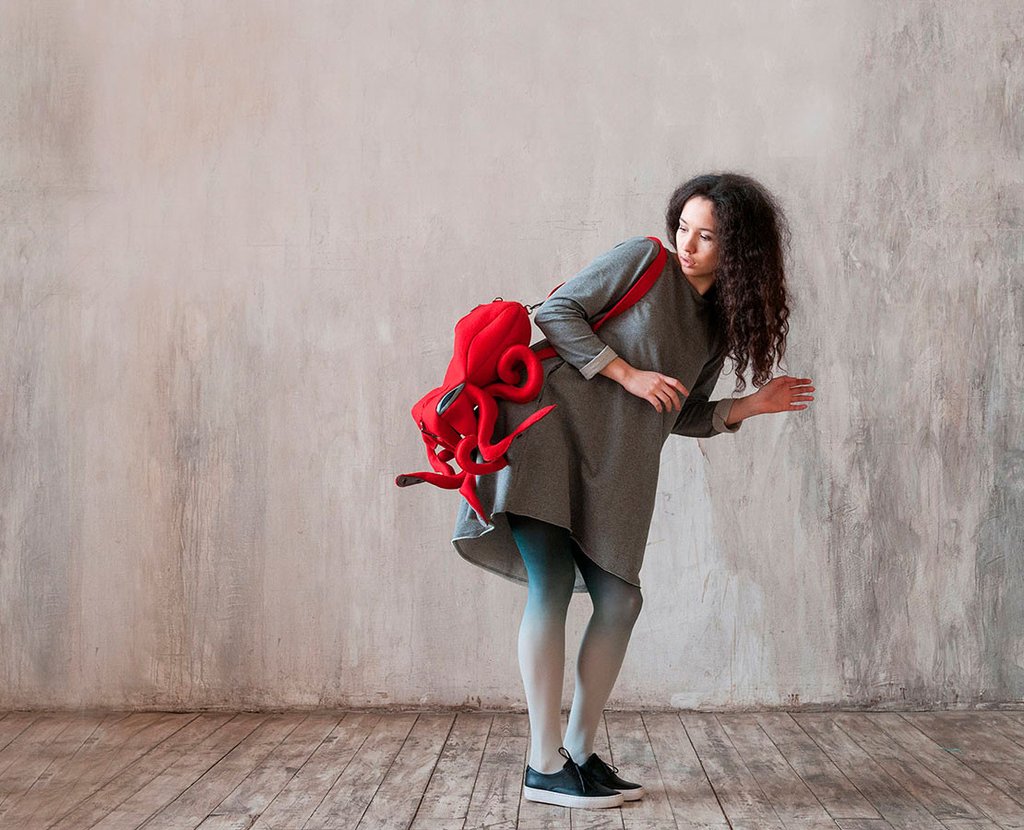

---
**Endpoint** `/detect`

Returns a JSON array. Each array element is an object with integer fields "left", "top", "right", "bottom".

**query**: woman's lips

[{"left": 681, "top": 256, "right": 695, "bottom": 266}]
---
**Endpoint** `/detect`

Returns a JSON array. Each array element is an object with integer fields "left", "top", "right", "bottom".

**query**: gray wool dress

[{"left": 450, "top": 235, "right": 743, "bottom": 593}]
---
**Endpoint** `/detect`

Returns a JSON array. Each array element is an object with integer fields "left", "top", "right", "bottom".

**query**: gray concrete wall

[{"left": 1, "top": 1, "right": 1021, "bottom": 710}]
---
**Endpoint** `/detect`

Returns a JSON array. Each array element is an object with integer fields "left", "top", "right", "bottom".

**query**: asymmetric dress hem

[{"left": 451, "top": 508, "right": 640, "bottom": 592}]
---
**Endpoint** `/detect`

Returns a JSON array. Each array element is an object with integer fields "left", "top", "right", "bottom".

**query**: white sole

[
  {"left": 619, "top": 785, "right": 646, "bottom": 800},
  {"left": 522, "top": 786, "right": 625, "bottom": 809}
]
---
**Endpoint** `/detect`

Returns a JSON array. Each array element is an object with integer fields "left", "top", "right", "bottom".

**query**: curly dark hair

[{"left": 665, "top": 172, "right": 792, "bottom": 393}]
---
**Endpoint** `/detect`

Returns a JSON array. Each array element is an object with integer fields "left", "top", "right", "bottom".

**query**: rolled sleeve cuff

[
  {"left": 712, "top": 398, "right": 741, "bottom": 433},
  {"left": 580, "top": 344, "right": 619, "bottom": 380}
]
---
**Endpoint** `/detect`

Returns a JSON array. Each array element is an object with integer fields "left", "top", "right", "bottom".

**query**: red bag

[{"left": 395, "top": 236, "right": 667, "bottom": 524}]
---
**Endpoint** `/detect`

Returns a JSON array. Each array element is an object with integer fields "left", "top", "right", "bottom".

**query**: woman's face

[{"left": 674, "top": 196, "right": 719, "bottom": 280}]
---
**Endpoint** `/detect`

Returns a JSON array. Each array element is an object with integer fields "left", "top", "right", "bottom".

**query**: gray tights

[{"left": 506, "top": 511, "right": 643, "bottom": 773}]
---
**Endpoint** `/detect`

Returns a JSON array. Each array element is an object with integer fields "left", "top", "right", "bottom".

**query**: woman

[{"left": 451, "top": 172, "right": 814, "bottom": 809}]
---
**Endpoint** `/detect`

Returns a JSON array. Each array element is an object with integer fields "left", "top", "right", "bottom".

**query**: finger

[
  {"left": 662, "top": 385, "right": 682, "bottom": 411},
  {"left": 656, "top": 389, "right": 676, "bottom": 412},
  {"left": 666, "top": 376, "right": 690, "bottom": 397}
]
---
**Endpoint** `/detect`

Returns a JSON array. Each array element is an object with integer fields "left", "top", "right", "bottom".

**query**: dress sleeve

[
  {"left": 533, "top": 236, "right": 660, "bottom": 380},
  {"left": 670, "top": 346, "right": 742, "bottom": 438}
]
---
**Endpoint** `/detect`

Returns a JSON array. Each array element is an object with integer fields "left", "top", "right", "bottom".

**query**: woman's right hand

[{"left": 618, "top": 366, "right": 690, "bottom": 413}]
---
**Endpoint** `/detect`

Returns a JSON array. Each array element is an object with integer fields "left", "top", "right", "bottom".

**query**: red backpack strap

[
  {"left": 533, "top": 236, "right": 666, "bottom": 362},
  {"left": 591, "top": 235, "right": 666, "bottom": 332}
]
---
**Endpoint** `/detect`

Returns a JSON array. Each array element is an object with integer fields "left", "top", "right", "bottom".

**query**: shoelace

[
  {"left": 558, "top": 747, "right": 588, "bottom": 791},
  {"left": 572, "top": 763, "right": 586, "bottom": 790},
  {"left": 587, "top": 753, "right": 619, "bottom": 774}
]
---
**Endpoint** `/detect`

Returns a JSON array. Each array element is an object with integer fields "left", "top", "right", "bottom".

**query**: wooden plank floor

[{"left": 0, "top": 710, "right": 1022, "bottom": 829}]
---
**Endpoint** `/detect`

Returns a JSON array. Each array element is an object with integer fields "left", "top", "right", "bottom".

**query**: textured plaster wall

[{"left": 1, "top": 1, "right": 1021, "bottom": 710}]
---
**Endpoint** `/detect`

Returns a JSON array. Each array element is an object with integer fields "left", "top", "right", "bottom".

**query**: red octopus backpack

[{"left": 395, "top": 235, "right": 667, "bottom": 524}]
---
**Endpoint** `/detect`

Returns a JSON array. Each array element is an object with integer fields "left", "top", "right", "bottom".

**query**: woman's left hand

[{"left": 752, "top": 376, "right": 815, "bottom": 414}]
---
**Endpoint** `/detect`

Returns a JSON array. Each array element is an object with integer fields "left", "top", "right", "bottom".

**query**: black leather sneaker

[
  {"left": 523, "top": 746, "right": 625, "bottom": 808},
  {"left": 578, "top": 752, "right": 646, "bottom": 800}
]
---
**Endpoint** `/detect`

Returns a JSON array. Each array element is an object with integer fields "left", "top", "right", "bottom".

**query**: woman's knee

[{"left": 594, "top": 585, "right": 643, "bottom": 629}]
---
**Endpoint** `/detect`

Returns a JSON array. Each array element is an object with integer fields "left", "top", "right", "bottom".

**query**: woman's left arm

[
  {"left": 670, "top": 350, "right": 742, "bottom": 438},
  {"left": 731, "top": 375, "right": 815, "bottom": 423},
  {"left": 670, "top": 351, "right": 815, "bottom": 437}
]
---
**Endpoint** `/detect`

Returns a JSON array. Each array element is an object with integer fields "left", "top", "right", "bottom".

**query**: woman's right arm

[
  {"left": 533, "top": 236, "right": 661, "bottom": 380},
  {"left": 600, "top": 355, "right": 690, "bottom": 414}
]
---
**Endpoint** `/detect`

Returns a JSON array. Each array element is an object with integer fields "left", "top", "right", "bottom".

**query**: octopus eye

[{"left": 436, "top": 382, "right": 466, "bottom": 415}]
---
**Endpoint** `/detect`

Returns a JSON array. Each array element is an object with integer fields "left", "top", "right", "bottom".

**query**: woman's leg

[
  {"left": 507, "top": 512, "right": 577, "bottom": 774},
  {"left": 562, "top": 541, "right": 643, "bottom": 763}
]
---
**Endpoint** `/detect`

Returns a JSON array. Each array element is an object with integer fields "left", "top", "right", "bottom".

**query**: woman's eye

[{"left": 680, "top": 225, "right": 713, "bottom": 243}]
